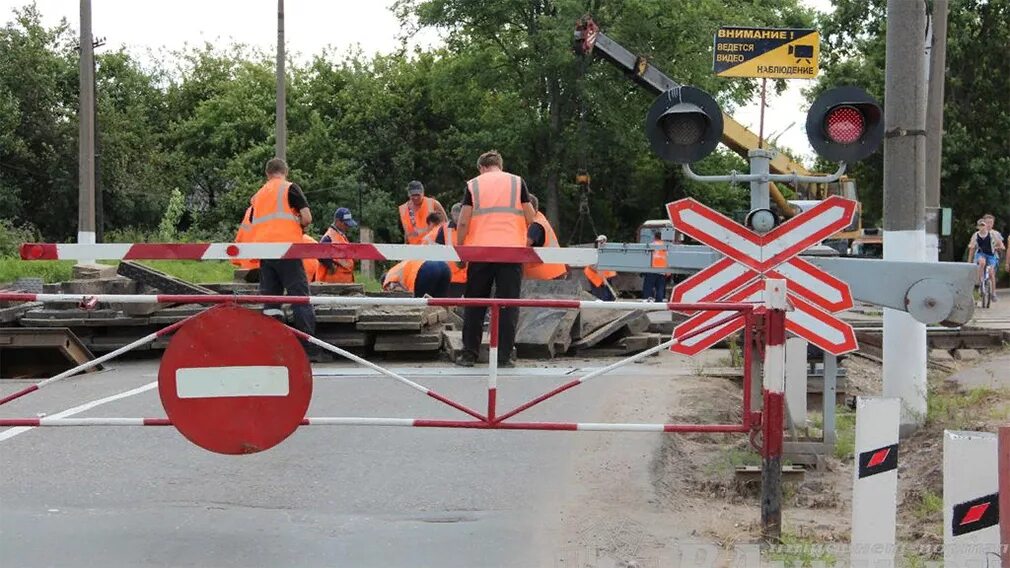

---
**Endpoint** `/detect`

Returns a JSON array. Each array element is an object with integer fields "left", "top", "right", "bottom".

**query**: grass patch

[
  {"left": 765, "top": 532, "right": 838, "bottom": 566},
  {"left": 138, "top": 260, "right": 234, "bottom": 284},
  {"left": 926, "top": 386, "right": 999, "bottom": 430},
  {"left": 0, "top": 258, "right": 78, "bottom": 283},
  {"left": 914, "top": 489, "right": 943, "bottom": 521},
  {"left": 833, "top": 407, "right": 856, "bottom": 460},
  {"left": 706, "top": 447, "right": 762, "bottom": 476}
]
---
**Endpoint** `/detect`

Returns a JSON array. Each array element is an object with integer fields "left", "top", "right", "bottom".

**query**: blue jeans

[
  {"left": 642, "top": 273, "right": 667, "bottom": 302},
  {"left": 414, "top": 261, "right": 451, "bottom": 298}
]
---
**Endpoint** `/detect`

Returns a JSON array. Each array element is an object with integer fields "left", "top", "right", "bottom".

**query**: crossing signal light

[
  {"left": 646, "top": 86, "right": 724, "bottom": 164},
  {"left": 806, "top": 86, "right": 883, "bottom": 162}
]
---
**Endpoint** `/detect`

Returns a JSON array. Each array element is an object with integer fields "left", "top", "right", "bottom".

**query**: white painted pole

[
  {"left": 785, "top": 337, "right": 808, "bottom": 430},
  {"left": 850, "top": 397, "right": 900, "bottom": 567},
  {"left": 944, "top": 430, "right": 1001, "bottom": 567}
]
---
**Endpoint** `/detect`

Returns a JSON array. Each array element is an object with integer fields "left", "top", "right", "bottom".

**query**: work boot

[
  {"left": 992, "top": 291, "right": 999, "bottom": 302},
  {"left": 455, "top": 352, "right": 476, "bottom": 367},
  {"left": 498, "top": 359, "right": 515, "bottom": 369}
]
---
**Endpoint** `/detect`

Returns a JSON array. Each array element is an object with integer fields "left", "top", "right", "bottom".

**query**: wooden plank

[
  {"left": 374, "top": 329, "right": 443, "bottom": 352},
  {"left": 116, "top": 261, "right": 215, "bottom": 295},
  {"left": 0, "top": 328, "right": 101, "bottom": 378},
  {"left": 314, "top": 331, "right": 370, "bottom": 348},
  {"left": 0, "top": 302, "right": 42, "bottom": 323}
]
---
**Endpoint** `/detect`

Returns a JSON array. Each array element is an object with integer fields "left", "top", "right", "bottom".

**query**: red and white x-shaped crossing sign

[{"left": 667, "top": 196, "right": 860, "bottom": 356}]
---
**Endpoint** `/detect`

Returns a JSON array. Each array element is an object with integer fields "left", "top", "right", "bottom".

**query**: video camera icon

[{"left": 788, "top": 44, "right": 814, "bottom": 64}]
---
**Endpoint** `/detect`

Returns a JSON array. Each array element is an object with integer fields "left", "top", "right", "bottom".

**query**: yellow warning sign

[{"left": 713, "top": 27, "right": 820, "bottom": 79}]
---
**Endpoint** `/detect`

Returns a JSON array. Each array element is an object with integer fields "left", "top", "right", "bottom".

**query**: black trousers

[
  {"left": 414, "top": 261, "right": 451, "bottom": 298},
  {"left": 462, "top": 262, "right": 522, "bottom": 362},
  {"left": 259, "top": 258, "right": 316, "bottom": 336},
  {"left": 642, "top": 273, "right": 667, "bottom": 302}
]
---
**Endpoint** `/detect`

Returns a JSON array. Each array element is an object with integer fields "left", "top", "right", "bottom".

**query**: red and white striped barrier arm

[
  {"left": 0, "top": 292, "right": 754, "bottom": 313},
  {"left": 20, "top": 242, "right": 600, "bottom": 266},
  {"left": 0, "top": 417, "right": 754, "bottom": 432}
]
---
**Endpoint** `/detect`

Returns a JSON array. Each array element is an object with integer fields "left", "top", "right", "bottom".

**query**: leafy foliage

[
  {"left": 814, "top": 0, "right": 1010, "bottom": 253},
  {"left": 2, "top": 1, "right": 811, "bottom": 246}
]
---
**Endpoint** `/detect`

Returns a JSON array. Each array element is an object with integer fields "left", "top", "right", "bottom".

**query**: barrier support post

[
  {"left": 761, "top": 279, "right": 787, "bottom": 544},
  {"left": 1000, "top": 425, "right": 1010, "bottom": 568},
  {"left": 488, "top": 305, "right": 500, "bottom": 423}
]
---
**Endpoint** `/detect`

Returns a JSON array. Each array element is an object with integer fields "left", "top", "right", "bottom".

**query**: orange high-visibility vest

[
  {"left": 584, "top": 266, "right": 617, "bottom": 287},
  {"left": 231, "top": 207, "right": 260, "bottom": 270},
  {"left": 650, "top": 239, "right": 668, "bottom": 269},
  {"left": 524, "top": 212, "right": 568, "bottom": 280},
  {"left": 383, "top": 260, "right": 424, "bottom": 292},
  {"left": 301, "top": 234, "right": 320, "bottom": 283},
  {"left": 446, "top": 226, "right": 467, "bottom": 284},
  {"left": 463, "top": 171, "right": 526, "bottom": 247},
  {"left": 421, "top": 223, "right": 445, "bottom": 245},
  {"left": 315, "top": 227, "right": 355, "bottom": 283},
  {"left": 248, "top": 178, "right": 302, "bottom": 243},
  {"left": 399, "top": 197, "right": 437, "bottom": 244}
]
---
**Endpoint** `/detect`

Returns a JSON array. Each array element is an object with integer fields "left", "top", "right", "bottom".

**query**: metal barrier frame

[{"left": 0, "top": 292, "right": 762, "bottom": 434}]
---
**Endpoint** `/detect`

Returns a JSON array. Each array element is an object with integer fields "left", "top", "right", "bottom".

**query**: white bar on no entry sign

[{"left": 176, "top": 366, "right": 289, "bottom": 398}]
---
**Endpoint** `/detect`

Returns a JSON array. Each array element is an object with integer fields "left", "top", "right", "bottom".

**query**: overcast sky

[{"left": 4, "top": 0, "right": 834, "bottom": 164}]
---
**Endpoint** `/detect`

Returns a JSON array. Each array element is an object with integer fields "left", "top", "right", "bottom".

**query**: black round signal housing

[
  {"left": 646, "top": 86, "right": 724, "bottom": 164},
  {"left": 806, "top": 86, "right": 883, "bottom": 163}
]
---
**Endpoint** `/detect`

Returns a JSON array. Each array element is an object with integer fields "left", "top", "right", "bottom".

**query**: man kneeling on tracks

[{"left": 247, "top": 158, "right": 316, "bottom": 340}]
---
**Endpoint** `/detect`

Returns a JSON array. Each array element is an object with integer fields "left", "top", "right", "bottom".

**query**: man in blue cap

[{"left": 317, "top": 207, "right": 357, "bottom": 283}]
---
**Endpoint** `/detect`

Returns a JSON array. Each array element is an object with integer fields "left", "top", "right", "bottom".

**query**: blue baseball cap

[{"left": 333, "top": 207, "right": 358, "bottom": 227}]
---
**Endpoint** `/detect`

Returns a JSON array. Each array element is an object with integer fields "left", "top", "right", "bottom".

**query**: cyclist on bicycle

[{"left": 968, "top": 217, "right": 1004, "bottom": 302}]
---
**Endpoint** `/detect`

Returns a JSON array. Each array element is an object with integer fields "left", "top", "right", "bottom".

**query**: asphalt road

[{"left": 0, "top": 357, "right": 690, "bottom": 567}]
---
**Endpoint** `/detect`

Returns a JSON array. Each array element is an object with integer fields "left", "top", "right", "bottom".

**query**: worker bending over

[
  {"left": 246, "top": 158, "right": 316, "bottom": 338},
  {"left": 316, "top": 207, "right": 357, "bottom": 283},
  {"left": 584, "top": 234, "right": 617, "bottom": 301},
  {"left": 455, "top": 150, "right": 536, "bottom": 367},
  {"left": 523, "top": 194, "right": 568, "bottom": 280},
  {"left": 382, "top": 259, "right": 451, "bottom": 298},
  {"left": 399, "top": 180, "right": 447, "bottom": 244},
  {"left": 642, "top": 230, "right": 668, "bottom": 302}
]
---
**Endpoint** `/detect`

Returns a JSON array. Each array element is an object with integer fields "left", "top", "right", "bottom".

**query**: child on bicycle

[{"left": 968, "top": 218, "right": 1004, "bottom": 302}]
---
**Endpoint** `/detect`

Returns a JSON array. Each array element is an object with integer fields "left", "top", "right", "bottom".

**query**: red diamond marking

[
  {"left": 867, "top": 448, "right": 890, "bottom": 468},
  {"left": 959, "top": 503, "right": 990, "bottom": 526}
]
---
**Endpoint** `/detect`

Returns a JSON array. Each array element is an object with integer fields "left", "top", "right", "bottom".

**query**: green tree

[{"left": 814, "top": 0, "right": 1010, "bottom": 254}]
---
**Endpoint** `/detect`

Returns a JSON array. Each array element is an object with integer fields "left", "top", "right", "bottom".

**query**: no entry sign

[{"left": 159, "top": 305, "right": 312, "bottom": 454}]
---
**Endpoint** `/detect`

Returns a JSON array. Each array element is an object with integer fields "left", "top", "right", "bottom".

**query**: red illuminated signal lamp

[{"left": 806, "top": 86, "right": 883, "bottom": 163}]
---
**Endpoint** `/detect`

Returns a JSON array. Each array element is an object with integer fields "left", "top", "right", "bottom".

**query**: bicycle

[{"left": 979, "top": 263, "right": 994, "bottom": 308}]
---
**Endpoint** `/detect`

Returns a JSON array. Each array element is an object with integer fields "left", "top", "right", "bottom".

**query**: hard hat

[{"left": 595, "top": 234, "right": 607, "bottom": 243}]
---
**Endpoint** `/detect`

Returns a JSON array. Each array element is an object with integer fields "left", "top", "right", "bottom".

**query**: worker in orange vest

[
  {"left": 247, "top": 158, "right": 315, "bottom": 337},
  {"left": 642, "top": 230, "right": 669, "bottom": 302},
  {"left": 455, "top": 150, "right": 536, "bottom": 367},
  {"left": 316, "top": 207, "right": 357, "bottom": 283},
  {"left": 523, "top": 194, "right": 568, "bottom": 280},
  {"left": 421, "top": 211, "right": 448, "bottom": 245},
  {"left": 421, "top": 207, "right": 468, "bottom": 295},
  {"left": 584, "top": 234, "right": 617, "bottom": 301},
  {"left": 301, "top": 233, "right": 320, "bottom": 283},
  {"left": 399, "top": 180, "right": 447, "bottom": 245},
  {"left": 382, "top": 258, "right": 450, "bottom": 298},
  {"left": 231, "top": 206, "right": 260, "bottom": 271}
]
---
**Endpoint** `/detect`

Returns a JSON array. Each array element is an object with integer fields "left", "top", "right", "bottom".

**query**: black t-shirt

[
  {"left": 250, "top": 183, "right": 308, "bottom": 222},
  {"left": 287, "top": 183, "right": 309, "bottom": 210},
  {"left": 527, "top": 222, "right": 546, "bottom": 246},
  {"left": 461, "top": 177, "right": 531, "bottom": 206}
]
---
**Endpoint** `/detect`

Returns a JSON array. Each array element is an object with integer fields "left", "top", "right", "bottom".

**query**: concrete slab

[{"left": 945, "top": 352, "right": 1010, "bottom": 390}]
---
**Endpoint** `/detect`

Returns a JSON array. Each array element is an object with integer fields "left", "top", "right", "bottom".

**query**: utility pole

[
  {"left": 92, "top": 36, "right": 106, "bottom": 243},
  {"left": 882, "top": 0, "right": 928, "bottom": 433},
  {"left": 78, "top": 0, "right": 96, "bottom": 257},
  {"left": 925, "top": 0, "right": 949, "bottom": 262},
  {"left": 275, "top": 0, "right": 286, "bottom": 161}
]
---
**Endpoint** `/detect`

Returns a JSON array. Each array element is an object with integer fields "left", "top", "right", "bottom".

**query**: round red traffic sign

[{"left": 159, "top": 305, "right": 312, "bottom": 454}]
